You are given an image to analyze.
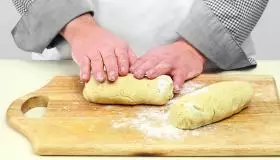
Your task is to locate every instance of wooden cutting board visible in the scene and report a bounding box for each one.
[6,74,280,156]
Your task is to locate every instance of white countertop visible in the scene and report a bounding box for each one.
[1,60,280,160]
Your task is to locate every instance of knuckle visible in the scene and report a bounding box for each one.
[88,53,102,62]
[90,63,100,70]
[101,47,115,55]
[159,62,171,69]
[90,56,103,62]
[101,54,115,62]
[147,69,156,76]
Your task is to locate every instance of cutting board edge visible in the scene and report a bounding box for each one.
[34,144,280,156]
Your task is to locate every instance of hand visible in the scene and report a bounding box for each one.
[130,38,205,93]
[61,14,137,82]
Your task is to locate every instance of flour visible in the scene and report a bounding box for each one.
[111,107,215,140]
[157,76,172,94]
[189,88,209,95]
[131,108,183,139]
[180,81,206,95]
[166,81,206,108]
[110,81,214,140]
[72,102,81,105]
[63,106,71,112]
[112,108,183,139]
[105,105,113,109]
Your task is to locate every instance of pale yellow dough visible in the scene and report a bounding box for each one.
[168,81,254,129]
[83,74,173,105]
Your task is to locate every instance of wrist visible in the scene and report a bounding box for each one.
[60,13,97,43]
[177,37,206,65]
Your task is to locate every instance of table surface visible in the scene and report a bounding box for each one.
[1,60,280,160]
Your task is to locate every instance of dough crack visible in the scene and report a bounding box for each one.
[192,104,203,112]
[211,109,216,121]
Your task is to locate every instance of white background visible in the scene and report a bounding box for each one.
[0,0,279,59]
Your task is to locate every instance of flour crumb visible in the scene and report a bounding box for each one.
[63,106,71,112]
[73,102,80,105]
[105,105,113,109]
[112,122,127,129]
[191,130,200,136]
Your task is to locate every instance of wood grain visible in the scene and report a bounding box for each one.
[6,74,280,156]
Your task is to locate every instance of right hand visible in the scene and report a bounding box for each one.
[61,14,137,82]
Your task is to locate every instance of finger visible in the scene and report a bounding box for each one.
[130,49,153,73]
[145,62,172,79]
[100,48,118,81]
[89,52,106,82]
[79,56,91,82]
[133,58,161,79]
[128,47,137,66]
[172,71,186,94]
[115,47,129,76]
[129,56,146,73]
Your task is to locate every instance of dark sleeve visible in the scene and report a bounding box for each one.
[177,0,269,70]
[11,0,94,53]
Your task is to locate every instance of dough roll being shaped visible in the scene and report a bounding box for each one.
[83,74,173,105]
[168,81,254,129]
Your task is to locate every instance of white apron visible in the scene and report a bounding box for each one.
[32,0,195,59]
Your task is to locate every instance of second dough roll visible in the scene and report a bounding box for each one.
[83,74,174,105]
[168,81,254,129]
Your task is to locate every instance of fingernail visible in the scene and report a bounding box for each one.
[121,66,126,73]
[109,72,116,81]
[135,72,143,79]
[79,80,85,84]
[146,70,153,77]
[174,85,180,93]
[96,72,104,82]
[82,74,88,80]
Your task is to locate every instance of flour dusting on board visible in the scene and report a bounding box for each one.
[180,81,206,94]
[132,108,183,139]
[111,108,215,140]
[167,81,206,107]
[111,81,213,140]
[112,108,183,139]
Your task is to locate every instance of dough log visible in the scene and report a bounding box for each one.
[168,81,254,129]
[83,74,173,105]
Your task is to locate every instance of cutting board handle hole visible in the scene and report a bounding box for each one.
[22,96,48,118]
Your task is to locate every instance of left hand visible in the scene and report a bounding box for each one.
[130,38,205,93]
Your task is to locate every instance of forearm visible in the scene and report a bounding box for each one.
[60,13,96,44]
